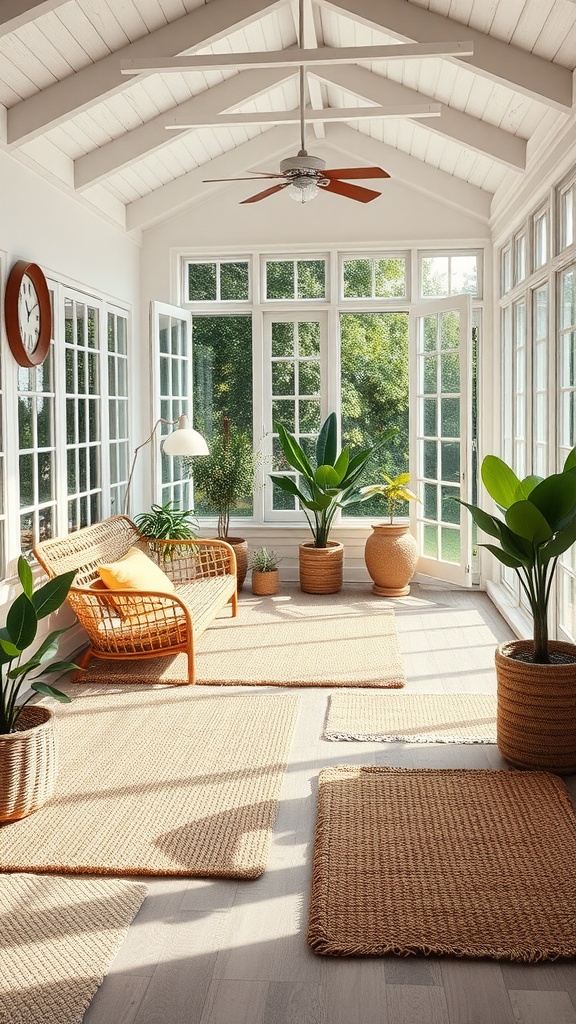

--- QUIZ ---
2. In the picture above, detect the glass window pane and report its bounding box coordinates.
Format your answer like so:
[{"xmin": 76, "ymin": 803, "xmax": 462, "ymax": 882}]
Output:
[
  {"xmin": 451, "ymin": 255, "xmax": 477, "ymax": 295},
  {"xmin": 38, "ymin": 452, "xmax": 52, "ymax": 503},
  {"xmin": 37, "ymin": 398, "xmax": 52, "ymax": 447},
  {"xmin": 272, "ymin": 400, "xmax": 295, "ymax": 432},
  {"xmin": 534, "ymin": 213, "xmax": 548, "ymax": 269},
  {"xmin": 272, "ymin": 322, "xmax": 294, "ymax": 357},
  {"xmin": 298, "ymin": 321, "xmax": 320, "ymax": 356},
  {"xmin": 562, "ymin": 270, "xmax": 576, "ymax": 331},
  {"xmin": 423, "ymin": 315, "xmax": 438, "ymax": 351},
  {"xmin": 423, "ymin": 398, "xmax": 437, "ymax": 436},
  {"xmin": 441, "ymin": 441, "xmax": 460, "ymax": 483},
  {"xmin": 19, "ymin": 397, "xmax": 33, "ymax": 450},
  {"xmin": 273, "ymin": 478, "xmax": 296, "ymax": 510},
  {"xmin": 441, "ymin": 526, "xmax": 460, "ymax": 563},
  {"xmin": 299, "ymin": 361, "xmax": 321, "ymax": 395},
  {"xmin": 19, "ymin": 455, "xmax": 34, "ymax": 508},
  {"xmin": 441, "ymin": 353, "xmax": 460, "ymax": 393},
  {"xmin": 299, "ymin": 400, "xmax": 321, "ymax": 433},
  {"xmin": 272, "ymin": 361, "xmax": 295, "ymax": 395},
  {"xmin": 441, "ymin": 398, "xmax": 460, "ymax": 437},
  {"xmin": 421, "ymin": 256, "xmax": 449, "ymax": 297},
  {"xmin": 515, "ymin": 235, "xmax": 526, "ymax": 283},
  {"xmin": 266, "ymin": 261, "xmax": 294, "ymax": 300},
  {"xmin": 441, "ymin": 485, "xmax": 460, "ymax": 524},
  {"xmin": 375, "ymin": 258, "xmax": 406, "ymax": 298},
  {"xmin": 297, "ymin": 260, "xmax": 325, "ymax": 299},
  {"xmin": 189, "ymin": 263, "xmax": 217, "ymax": 301},
  {"xmin": 423, "ymin": 440, "xmax": 437, "ymax": 479},
  {"xmin": 20, "ymin": 512, "xmax": 33, "ymax": 554},
  {"xmin": 502, "ymin": 247, "xmax": 512, "ymax": 295},
  {"xmin": 220, "ymin": 262, "xmax": 249, "ymax": 301},
  {"xmin": 440, "ymin": 310, "xmax": 460, "ymax": 350},
  {"xmin": 343, "ymin": 259, "xmax": 372, "ymax": 298},
  {"xmin": 423, "ymin": 356, "xmax": 437, "ymax": 394},
  {"xmin": 423, "ymin": 482, "xmax": 437, "ymax": 520},
  {"xmin": 192, "ymin": 315, "xmax": 253, "ymax": 438},
  {"xmin": 423, "ymin": 523, "xmax": 438, "ymax": 558}
]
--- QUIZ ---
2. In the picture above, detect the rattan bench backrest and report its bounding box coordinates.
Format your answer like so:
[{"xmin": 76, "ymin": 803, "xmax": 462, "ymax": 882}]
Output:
[{"xmin": 34, "ymin": 516, "xmax": 143, "ymax": 587}]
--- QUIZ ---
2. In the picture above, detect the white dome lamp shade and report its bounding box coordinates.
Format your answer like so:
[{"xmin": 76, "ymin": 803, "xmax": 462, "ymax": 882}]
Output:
[{"xmin": 123, "ymin": 414, "xmax": 208, "ymax": 516}]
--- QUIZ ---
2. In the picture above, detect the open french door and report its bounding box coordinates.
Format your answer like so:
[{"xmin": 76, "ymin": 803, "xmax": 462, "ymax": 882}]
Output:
[
  {"xmin": 410, "ymin": 295, "xmax": 473, "ymax": 586},
  {"xmin": 151, "ymin": 300, "xmax": 193, "ymax": 507}
]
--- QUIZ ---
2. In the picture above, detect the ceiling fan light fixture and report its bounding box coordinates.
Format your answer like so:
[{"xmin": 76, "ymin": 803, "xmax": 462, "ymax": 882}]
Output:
[{"xmin": 288, "ymin": 175, "xmax": 318, "ymax": 203}]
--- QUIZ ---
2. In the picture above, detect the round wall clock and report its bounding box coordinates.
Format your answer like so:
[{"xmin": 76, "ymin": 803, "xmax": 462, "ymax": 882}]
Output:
[{"xmin": 4, "ymin": 260, "xmax": 52, "ymax": 367}]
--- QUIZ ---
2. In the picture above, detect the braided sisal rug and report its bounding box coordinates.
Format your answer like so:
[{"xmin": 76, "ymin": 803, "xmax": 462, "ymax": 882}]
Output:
[
  {"xmin": 324, "ymin": 692, "xmax": 497, "ymax": 742},
  {"xmin": 76, "ymin": 587, "xmax": 406, "ymax": 688},
  {"xmin": 0, "ymin": 873, "xmax": 146, "ymax": 1024},
  {"xmin": 0, "ymin": 688, "xmax": 298, "ymax": 878},
  {"xmin": 308, "ymin": 766, "xmax": 576, "ymax": 962}
]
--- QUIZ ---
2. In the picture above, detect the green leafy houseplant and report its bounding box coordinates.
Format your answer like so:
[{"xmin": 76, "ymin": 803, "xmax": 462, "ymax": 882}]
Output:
[
  {"xmin": 459, "ymin": 449, "xmax": 576, "ymax": 664},
  {"xmin": 0, "ymin": 557, "xmax": 78, "ymax": 735},
  {"xmin": 134, "ymin": 501, "xmax": 197, "ymax": 541},
  {"xmin": 360, "ymin": 471, "xmax": 420, "ymax": 523},
  {"xmin": 249, "ymin": 547, "xmax": 282, "ymax": 572},
  {"xmin": 270, "ymin": 413, "xmax": 397, "ymax": 548},
  {"xmin": 187, "ymin": 418, "xmax": 257, "ymax": 540}
]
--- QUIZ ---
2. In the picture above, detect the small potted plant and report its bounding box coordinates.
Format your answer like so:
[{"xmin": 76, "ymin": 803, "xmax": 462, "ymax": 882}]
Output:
[
  {"xmin": 249, "ymin": 547, "xmax": 282, "ymax": 596},
  {"xmin": 360, "ymin": 471, "xmax": 420, "ymax": 596},
  {"xmin": 270, "ymin": 413, "xmax": 397, "ymax": 594},
  {"xmin": 134, "ymin": 501, "xmax": 197, "ymax": 561},
  {"xmin": 187, "ymin": 418, "xmax": 257, "ymax": 590},
  {"xmin": 459, "ymin": 449, "xmax": 576, "ymax": 773},
  {"xmin": 0, "ymin": 557, "xmax": 79, "ymax": 822}
]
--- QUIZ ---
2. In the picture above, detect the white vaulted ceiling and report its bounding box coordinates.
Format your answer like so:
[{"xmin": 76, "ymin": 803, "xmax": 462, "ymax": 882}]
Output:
[{"xmin": 0, "ymin": 0, "xmax": 575, "ymax": 231}]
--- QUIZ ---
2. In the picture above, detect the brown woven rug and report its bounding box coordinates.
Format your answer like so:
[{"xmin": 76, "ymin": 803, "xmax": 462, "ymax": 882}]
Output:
[
  {"xmin": 325, "ymin": 692, "xmax": 497, "ymax": 742},
  {"xmin": 76, "ymin": 587, "xmax": 405, "ymax": 688},
  {"xmin": 0, "ymin": 873, "xmax": 146, "ymax": 1024},
  {"xmin": 308, "ymin": 766, "xmax": 576, "ymax": 962},
  {"xmin": 0, "ymin": 687, "xmax": 298, "ymax": 878}
]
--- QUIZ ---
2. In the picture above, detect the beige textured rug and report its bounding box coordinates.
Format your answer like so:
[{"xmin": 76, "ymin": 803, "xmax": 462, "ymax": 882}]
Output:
[
  {"xmin": 0, "ymin": 688, "xmax": 298, "ymax": 878},
  {"xmin": 0, "ymin": 873, "xmax": 146, "ymax": 1024},
  {"xmin": 77, "ymin": 587, "xmax": 406, "ymax": 688},
  {"xmin": 325, "ymin": 692, "xmax": 497, "ymax": 743},
  {"xmin": 308, "ymin": 766, "xmax": 576, "ymax": 962}
]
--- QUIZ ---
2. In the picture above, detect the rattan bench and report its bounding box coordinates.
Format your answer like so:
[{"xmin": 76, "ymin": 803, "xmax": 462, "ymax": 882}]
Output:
[{"xmin": 34, "ymin": 516, "xmax": 237, "ymax": 685}]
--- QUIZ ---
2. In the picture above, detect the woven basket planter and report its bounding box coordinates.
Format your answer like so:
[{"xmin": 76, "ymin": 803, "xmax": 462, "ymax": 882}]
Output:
[
  {"xmin": 299, "ymin": 541, "xmax": 343, "ymax": 595},
  {"xmin": 364, "ymin": 522, "xmax": 418, "ymax": 597},
  {"xmin": 251, "ymin": 569, "xmax": 280, "ymax": 596},
  {"xmin": 226, "ymin": 537, "xmax": 248, "ymax": 591},
  {"xmin": 496, "ymin": 639, "xmax": 576, "ymax": 774},
  {"xmin": 0, "ymin": 706, "xmax": 58, "ymax": 822}
]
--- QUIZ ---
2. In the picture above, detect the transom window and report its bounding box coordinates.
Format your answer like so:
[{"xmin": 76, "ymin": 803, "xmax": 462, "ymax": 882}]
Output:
[
  {"xmin": 186, "ymin": 260, "xmax": 250, "ymax": 303},
  {"xmin": 264, "ymin": 258, "xmax": 327, "ymax": 301},
  {"xmin": 341, "ymin": 255, "xmax": 407, "ymax": 300},
  {"xmin": 420, "ymin": 252, "xmax": 480, "ymax": 298}
]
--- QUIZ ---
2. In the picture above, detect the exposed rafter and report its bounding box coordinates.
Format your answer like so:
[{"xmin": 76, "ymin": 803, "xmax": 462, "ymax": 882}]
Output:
[
  {"xmin": 7, "ymin": 0, "xmax": 286, "ymax": 146},
  {"xmin": 320, "ymin": 0, "xmax": 573, "ymax": 111},
  {"xmin": 299, "ymin": 0, "xmax": 325, "ymax": 139},
  {"xmin": 164, "ymin": 103, "xmax": 441, "ymax": 129},
  {"xmin": 0, "ymin": 0, "xmax": 69, "ymax": 36},
  {"xmin": 316, "ymin": 64, "xmax": 527, "ymax": 171},
  {"xmin": 120, "ymin": 40, "xmax": 474, "ymax": 75},
  {"xmin": 74, "ymin": 67, "xmax": 294, "ymax": 191}
]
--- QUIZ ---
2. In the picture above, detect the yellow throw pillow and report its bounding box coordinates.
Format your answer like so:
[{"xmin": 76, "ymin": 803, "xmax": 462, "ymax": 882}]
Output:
[{"xmin": 98, "ymin": 547, "xmax": 175, "ymax": 594}]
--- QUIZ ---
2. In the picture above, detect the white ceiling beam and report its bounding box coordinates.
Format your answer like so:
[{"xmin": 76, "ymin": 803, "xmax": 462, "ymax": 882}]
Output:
[
  {"xmin": 325, "ymin": 123, "xmax": 492, "ymax": 222},
  {"xmin": 299, "ymin": 0, "xmax": 324, "ymax": 139},
  {"xmin": 0, "ymin": 0, "xmax": 69, "ymax": 36},
  {"xmin": 316, "ymin": 64, "xmax": 526, "ymax": 170},
  {"xmin": 74, "ymin": 66, "xmax": 293, "ymax": 190},
  {"xmin": 120, "ymin": 40, "xmax": 474, "ymax": 74},
  {"xmin": 7, "ymin": 0, "xmax": 285, "ymax": 146},
  {"xmin": 319, "ymin": 0, "xmax": 573, "ymax": 111},
  {"xmin": 126, "ymin": 125, "xmax": 296, "ymax": 231},
  {"xmin": 165, "ymin": 103, "xmax": 441, "ymax": 128}
]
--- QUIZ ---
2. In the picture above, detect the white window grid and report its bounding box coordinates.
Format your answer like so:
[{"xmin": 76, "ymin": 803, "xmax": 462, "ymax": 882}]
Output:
[
  {"xmin": 158, "ymin": 311, "xmax": 192, "ymax": 509},
  {"xmin": 64, "ymin": 294, "xmax": 103, "ymax": 530},
  {"xmin": 419, "ymin": 250, "xmax": 482, "ymax": 300},
  {"xmin": 107, "ymin": 310, "xmax": 129, "ymax": 516},
  {"xmin": 533, "ymin": 207, "xmax": 549, "ymax": 272},
  {"xmin": 532, "ymin": 285, "xmax": 549, "ymax": 478},
  {"xmin": 558, "ymin": 265, "xmax": 576, "ymax": 640},
  {"xmin": 262, "ymin": 256, "xmax": 329, "ymax": 303},
  {"xmin": 339, "ymin": 252, "xmax": 409, "ymax": 302},
  {"xmin": 17, "ymin": 350, "xmax": 57, "ymax": 557},
  {"xmin": 558, "ymin": 178, "xmax": 576, "ymax": 254},
  {"xmin": 501, "ymin": 243, "xmax": 512, "ymax": 297},
  {"xmin": 184, "ymin": 258, "xmax": 251, "ymax": 304}
]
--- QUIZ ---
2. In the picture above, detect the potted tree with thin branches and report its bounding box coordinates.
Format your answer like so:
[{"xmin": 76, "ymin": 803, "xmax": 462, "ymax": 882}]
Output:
[{"xmin": 459, "ymin": 449, "xmax": 576, "ymax": 773}]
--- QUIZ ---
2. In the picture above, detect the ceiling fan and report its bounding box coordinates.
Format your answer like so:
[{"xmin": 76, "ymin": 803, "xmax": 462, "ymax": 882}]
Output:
[{"xmin": 202, "ymin": 1, "xmax": 390, "ymax": 205}]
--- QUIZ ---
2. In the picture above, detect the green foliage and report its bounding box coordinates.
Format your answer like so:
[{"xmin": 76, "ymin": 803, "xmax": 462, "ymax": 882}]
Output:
[
  {"xmin": 458, "ymin": 450, "xmax": 576, "ymax": 663},
  {"xmin": 134, "ymin": 502, "xmax": 197, "ymax": 541},
  {"xmin": 0, "ymin": 557, "xmax": 78, "ymax": 735},
  {"xmin": 271, "ymin": 412, "xmax": 397, "ymax": 548},
  {"xmin": 360, "ymin": 472, "xmax": 420, "ymax": 523},
  {"xmin": 188, "ymin": 420, "xmax": 258, "ymax": 539},
  {"xmin": 249, "ymin": 547, "xmax": 282, "ymax": 572}
]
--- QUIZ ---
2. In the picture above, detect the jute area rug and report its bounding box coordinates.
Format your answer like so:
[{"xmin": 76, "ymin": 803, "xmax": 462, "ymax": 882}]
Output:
[
  {"xmin": 0, "ymin": 688, "xmax": 298, "ymax": 878},
  {"xmin": 77, "ymin": 587, "xmax": 406, "ymax": 688},
  {"xmin": 325, "ymin": 692, "xmax": 497, "ymax": 743},
  {"xmin": 0, "ymin": 873, "xmax": 146, "ymax": 1024},
  {"xmin": 308, "ymin": 766, "xmax": 576, "ymax": 962}
]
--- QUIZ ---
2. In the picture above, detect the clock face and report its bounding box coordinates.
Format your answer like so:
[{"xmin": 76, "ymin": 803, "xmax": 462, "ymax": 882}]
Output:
[{"xmin": 17, "ymin": 275, "xmax": 41, "ymax": 354}]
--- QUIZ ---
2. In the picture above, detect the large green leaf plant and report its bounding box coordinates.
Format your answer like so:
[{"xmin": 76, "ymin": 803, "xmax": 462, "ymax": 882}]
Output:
[
  {"xmin": 270, "ymin": 413, "xmax": 397, "ymax": 548},
  {"xmin": 459, "ymin": 449, "xmax": 576, "ymax": 664},
  {"xmin": 0, "ymin": 557, "xmax": 78, "ymax": 734}
]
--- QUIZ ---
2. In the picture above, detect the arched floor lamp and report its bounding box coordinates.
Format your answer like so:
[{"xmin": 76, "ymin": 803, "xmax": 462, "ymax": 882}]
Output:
[{"xmin": 123, "ymin": 414, "xmax": 209, "ymax": 516}]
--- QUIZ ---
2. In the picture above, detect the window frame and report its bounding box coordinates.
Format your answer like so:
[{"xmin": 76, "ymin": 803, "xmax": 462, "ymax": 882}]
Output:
[
  {"xmin": 339, "ymin": 251, "xmax": 410, "ymax": 303},
  {"xmin": 418, "ymin": 249, "xmax": 483, "ymax": 301},
  {"xmin": 261, "ymin": 254, "xmax": 330, "ymax": 304},
  {"xmin": 183, "ymin": 257, "xmax": 252, "ymax": 305}
]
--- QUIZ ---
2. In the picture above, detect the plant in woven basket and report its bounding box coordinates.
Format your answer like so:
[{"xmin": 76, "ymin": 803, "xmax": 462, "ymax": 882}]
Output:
[
  {"xmin": 0, "ymin": 557, "xmax": 78, "ymax": 735},
  {"xmin": 248, "ymin": 547, "xmax": 282, "ymax": 572},
  {"xmin": 186, "ymin": 418, "xmax": 257, "ymax": 540},
  {"xmin": 360, "ymin": 471, "xmax": 420, "ymax": 523},
  {"xmin": 458, "ymin": 449, "xmax": 576, "ymax": 664}
]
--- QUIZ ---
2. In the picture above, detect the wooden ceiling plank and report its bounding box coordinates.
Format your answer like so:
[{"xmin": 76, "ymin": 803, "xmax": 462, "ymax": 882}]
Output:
[
  {"xmin": 0, "ymin": 0, "xmax": 70, "ymax": 37},
  {"xmin": 7, "ymin": 0, "xmax": 285, "ymax": 145},
  {"xmin": 316, "ymin": 64, "xmax": 526, "ymax": 169},
  {"xmin": 319, "ymin": 0, "xmax": 573, "ymax": 110},
  {"xmin": 74, "ymin": 64, "xmax": 292, "ymax": 189}
]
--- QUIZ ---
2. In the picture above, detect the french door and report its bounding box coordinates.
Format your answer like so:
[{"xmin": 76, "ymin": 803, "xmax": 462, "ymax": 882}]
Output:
[
  {"xmin": 151, "ymin": 301, "xmax": 193, "ymax": 507},
  {"xmin": 410, "ymin": 295, "xmax": 473, "ymax": 586}
]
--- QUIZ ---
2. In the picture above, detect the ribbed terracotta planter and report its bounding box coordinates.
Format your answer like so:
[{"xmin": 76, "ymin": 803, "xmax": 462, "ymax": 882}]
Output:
[
  {"xmin": 496, "ymin": 639, "xmax": 576, "ymax": 775},
  {"xmin": 251, "ymin": 569, "xmax": 280, "ymax": 596},
  {"xmin": 299, "ymin": 541, "xmax": 343, "ymax": 594},
  {"xmin": 0, "ymin": 706, "xmax": 58, "ymax": 822},
  {"xmin": 364, "ymin": 523, "xmax": 418, "ymax": 597},
  {"xmin": 226, "ymin": 537, "xmax": 248, "ymax": 591}
]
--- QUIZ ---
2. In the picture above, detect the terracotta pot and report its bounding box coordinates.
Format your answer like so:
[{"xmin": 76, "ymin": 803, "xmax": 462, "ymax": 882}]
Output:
[
  {"xmin": 299, "ymin": 541, "xmax": 343, "ymax": 594},
  {"xmin": 495, "ymin": 639, "xmax": 576, "ymax": 774},
  {"xmin": 0, "ymin": 706, "xmax": 58, "ymax": 822},
  {"xmin": 364, "ymin": 522, "xmax": 418, "ymax": 597},
  {"xmin": 223, "ymin": 537, "xmax": 248, "ymax": 591},
  {"xmin": 251, "ymin": 569, "xmax": 280, "ymax": 596}
]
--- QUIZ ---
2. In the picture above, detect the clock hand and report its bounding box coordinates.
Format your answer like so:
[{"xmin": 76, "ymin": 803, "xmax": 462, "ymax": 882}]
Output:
[{"xmin": 28, "ymin": 301, "xmax": 39, "ymax": 319}]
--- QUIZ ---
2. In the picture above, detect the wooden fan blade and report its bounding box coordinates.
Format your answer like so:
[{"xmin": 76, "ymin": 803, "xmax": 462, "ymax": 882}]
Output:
[
  {"xmin": 240, "ymin": 183, "xmax": 288, "ymax": 204},
  {"xmin": 321, "ymin": 179, "xmax": 381, "ymax": 203},
  {"xmin": 203, "ymin": 175, "xmax": 284, "ymax": 182},
  {"xmin": 324, "ymin": 166, "xmax": 390, "ymax": 180}
]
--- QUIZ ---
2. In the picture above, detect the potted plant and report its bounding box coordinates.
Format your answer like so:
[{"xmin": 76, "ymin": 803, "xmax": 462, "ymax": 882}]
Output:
[
  {"xmin": 360, "ymin": 471, "xmax": 420, "ymax": 596},
  {"xmin": 270, "ymin": 413, "xmax": 397, "ymax": 594},
  {"xmin": 134, "ymin": 501, "xmax": 197, "ymax": 561},
  {"xmin": 187, "ymin": 418, "xmax": 257, "ymax": 590},
  {"xmin": 249, "ymin": 547, "xmax": 282, "ymax": 596},
  {"xmin": 0, "ymin": 557, "xmax": 78, "ymax": 822},
  {"xmin": 459, "ymin": 449, "xmax": 576, "ymax": 773}
]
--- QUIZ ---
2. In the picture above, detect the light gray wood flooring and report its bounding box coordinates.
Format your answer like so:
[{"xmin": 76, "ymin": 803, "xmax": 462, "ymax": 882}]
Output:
[{"xmin": 83, "ymin": 585, "xmax": 576, "ymax": 1024}]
